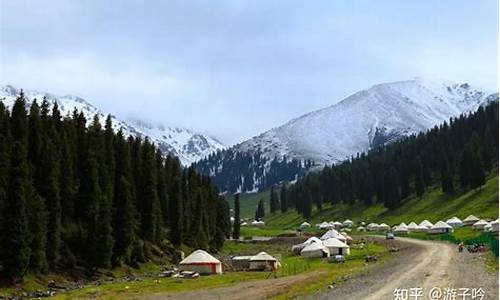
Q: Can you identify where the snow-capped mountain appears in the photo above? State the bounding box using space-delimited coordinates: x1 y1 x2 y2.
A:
236 78 498 165
195 78 498 193
0 85 224 165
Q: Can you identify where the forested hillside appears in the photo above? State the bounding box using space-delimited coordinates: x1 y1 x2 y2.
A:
193 149 313 193
0 92 231 282
280 100 498 220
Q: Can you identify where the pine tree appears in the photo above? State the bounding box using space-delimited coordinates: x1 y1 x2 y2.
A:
2 142 31 281
169 176 183 247
415 160 425 197
255 198 265 221
303 188 312 220
39 138 62 268
269 186 278 214
384 167 401 209
27 187 49 273
112 132 137 264
440 151 454 195
280 184 287 213
140 142 160 242
232 194 240 240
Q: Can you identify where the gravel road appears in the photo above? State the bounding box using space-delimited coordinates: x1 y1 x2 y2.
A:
307 237 498 300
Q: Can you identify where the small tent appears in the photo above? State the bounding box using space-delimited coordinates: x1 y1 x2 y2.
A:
342 219 353 228
357 226 366 232
299 222 311 230
473 219 489 230
319 221 333 230
378 223 391 232
367 223 379 231
428 221 453 234
407 222 419 232
301 242 329 258
292 237 322 253
332 221 343 229
446 217 463 228
320 229 347 243
463 215 480 226
323 238 350 256
394 224 408 234
419 220 433 229
249 252 280 271
231 256 252 271
180 250 222 274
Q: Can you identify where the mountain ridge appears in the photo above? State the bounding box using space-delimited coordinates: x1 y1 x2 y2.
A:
195 78 498 193
0 85 225 165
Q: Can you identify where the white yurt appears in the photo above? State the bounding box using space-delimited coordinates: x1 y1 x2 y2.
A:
320 229 347 243
301 242 329 258
491 219 499 233
407 222 419 232
299 222 311 230
428 221 453 234
394 225 408 234
323 238 350 256
463 215 480 226
332 221 343 229
342 219 354 228
473 219 489 230
357 226 366 232
419 220 433 229
378 223 391 232
249 252 280 271
179 250 222 274
367 223 379 231
292 236 322 253
318 221 332 230
446 217 463 228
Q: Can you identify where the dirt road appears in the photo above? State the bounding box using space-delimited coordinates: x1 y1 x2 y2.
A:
145 237 498 300
309 237 499 300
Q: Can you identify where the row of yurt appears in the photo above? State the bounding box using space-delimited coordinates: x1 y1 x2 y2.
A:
180 250 223 274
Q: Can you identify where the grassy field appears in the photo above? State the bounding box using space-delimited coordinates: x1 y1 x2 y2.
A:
47 239 387 300
259 172 499 231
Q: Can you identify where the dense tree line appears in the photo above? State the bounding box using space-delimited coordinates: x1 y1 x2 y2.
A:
0 93 230 282
193 148 314 193
283 101 498 220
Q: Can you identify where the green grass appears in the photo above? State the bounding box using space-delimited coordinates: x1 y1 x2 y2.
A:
262 172 499 231
227 190 270 219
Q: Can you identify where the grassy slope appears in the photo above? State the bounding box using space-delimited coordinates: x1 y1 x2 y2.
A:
227 190 270 220
262 172 499 231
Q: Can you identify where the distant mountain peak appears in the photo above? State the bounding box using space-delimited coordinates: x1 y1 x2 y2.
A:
0 85 224 165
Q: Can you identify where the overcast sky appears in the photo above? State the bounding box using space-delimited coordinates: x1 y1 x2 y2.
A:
1 1 498 145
